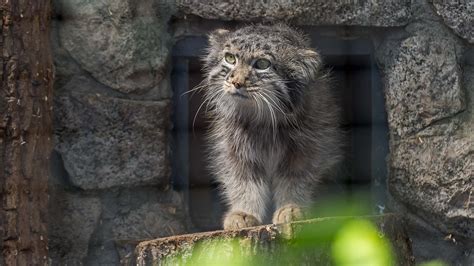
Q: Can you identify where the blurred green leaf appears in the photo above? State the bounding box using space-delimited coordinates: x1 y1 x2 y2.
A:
169 193 401 266
331 219 394 266
181 239 248 266
309 191 373 218
418 260 448 266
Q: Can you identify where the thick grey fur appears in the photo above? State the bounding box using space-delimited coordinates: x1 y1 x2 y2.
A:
200 24 343 229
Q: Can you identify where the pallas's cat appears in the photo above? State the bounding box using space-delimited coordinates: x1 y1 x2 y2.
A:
201 24 342 229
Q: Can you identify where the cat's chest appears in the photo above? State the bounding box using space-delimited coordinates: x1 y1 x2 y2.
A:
233 129 286 175
262 145 284 177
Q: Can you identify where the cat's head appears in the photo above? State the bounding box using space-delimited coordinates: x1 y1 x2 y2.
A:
202 24 323 123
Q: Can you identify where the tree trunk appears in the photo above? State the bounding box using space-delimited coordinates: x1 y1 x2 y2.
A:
0 1 53 265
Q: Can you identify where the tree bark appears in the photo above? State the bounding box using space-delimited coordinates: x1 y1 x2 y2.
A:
0 0 53 265
129 214 414 266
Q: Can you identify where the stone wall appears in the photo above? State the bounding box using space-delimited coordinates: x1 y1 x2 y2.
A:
49 0 473 264
49 0 187 264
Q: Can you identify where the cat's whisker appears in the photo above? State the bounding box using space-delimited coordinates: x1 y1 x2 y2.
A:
192 97 212 136
184 81 222 98
204 89 224 112
257 92 277 140
249 94 259 122
253 94 264 123
260 89 296 129
265 90 300 133
181 86 202 97
261 85 301 127
259 90 286 117
182 80 207 97
246 88 260 92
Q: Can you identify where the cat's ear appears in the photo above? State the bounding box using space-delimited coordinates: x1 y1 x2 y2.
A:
208 29 230 46
294 49 322 83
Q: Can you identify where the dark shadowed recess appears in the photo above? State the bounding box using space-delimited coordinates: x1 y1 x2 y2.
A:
171 27 389 231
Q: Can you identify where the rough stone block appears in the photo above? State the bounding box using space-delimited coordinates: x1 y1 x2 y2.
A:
389 135 473 238
376 30 465 137
401 210 474 265
55 0 174 95
113 197 188 263
48 193 101 265
51 20 84 90
177 0 412 26
429 0 474 44
112 200 187 242
54 80 172 189
79 188 189 264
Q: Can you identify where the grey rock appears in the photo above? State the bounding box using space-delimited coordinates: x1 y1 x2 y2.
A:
389 135 473 238
49 193 101 265
461 65 474 138
78 188 188 264
177 0 412 26
430 0 474 44
56 0 175 95
111 194 187 241
110 190 187 263
54 78 172 190
465 48 474 67
51 19 84 91
401 212 474 265
376 29 465 137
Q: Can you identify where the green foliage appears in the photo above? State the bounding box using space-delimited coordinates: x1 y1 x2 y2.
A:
169 194 446 266
175 217 395 266
181 239 250 266
169 194 443 266
418 261 448 266
332 219 394 266
171 217 399 266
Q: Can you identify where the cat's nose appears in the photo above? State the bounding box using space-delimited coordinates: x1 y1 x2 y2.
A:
231 80 242 89
227 81 247 96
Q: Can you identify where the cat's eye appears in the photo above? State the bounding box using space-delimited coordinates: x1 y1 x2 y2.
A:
224 53 236 64
254 58 271 70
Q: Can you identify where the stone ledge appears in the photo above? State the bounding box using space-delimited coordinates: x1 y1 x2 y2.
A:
126 214 414 265
176 0 412 27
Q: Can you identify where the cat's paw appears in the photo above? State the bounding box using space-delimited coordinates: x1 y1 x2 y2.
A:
223 211 261 230
272 204 304 224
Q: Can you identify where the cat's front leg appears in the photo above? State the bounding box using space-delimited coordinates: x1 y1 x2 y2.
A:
272 173 313 224
272 203 305 225
223 211 260 230
220 173 270 230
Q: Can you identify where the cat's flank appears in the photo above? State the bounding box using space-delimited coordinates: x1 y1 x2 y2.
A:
201 24 342 230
